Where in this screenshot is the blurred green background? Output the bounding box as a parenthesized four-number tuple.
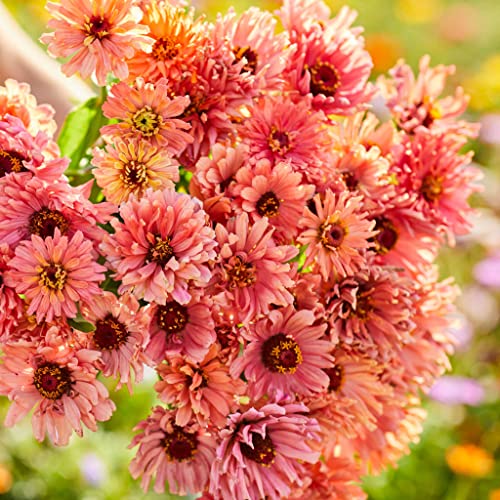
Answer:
(1, 0, 500, 498)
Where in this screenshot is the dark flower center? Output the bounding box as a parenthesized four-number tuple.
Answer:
(421, 174, 443, 202)
(147, 236, 175, 266)
(267, 127, 291, 154)
(39, 263, 67, 291)
(256, 191, 280, 218)
(226, 255, 256, 288)
(261, 332, 303, 374)
(163, 425, 198, 462)
(93, 314, 129, 351)
(131, 106, 163, 137)
(85, 15, 111, 40)
(29, 207, 69, 238)
(320, 219, 346, 249)
(121, 160, 148, 187)
(233, 46, 258, 74)
(342, 172, 358, 191)
(354, 287, 373, 320)
(309, 60, 341, 97)
(240, 433, 276, 466)
(0, 149, 27, 177)
(33, 363, 72, 400)
(157, 301, 189, 334)
(152, 36, 180, 61)
(373, 217, 398, 254)
(325, 365, 344, 392)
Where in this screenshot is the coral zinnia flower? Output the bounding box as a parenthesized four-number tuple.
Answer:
(146, 292, 215, 364)
(41, 0, 154, 86)
(129, 406, 217, 495)
(231, 306, 333, 399)
(155, 344, 245, 428)
(298, 190, 376, 280)
(211, 213, 297, 323)
(91, 136, 179, 205)
(101, 78, 192, 155)
(233, 159, 314, 243)
(101, 189, 216, 305)
(4, 229, 106, 323)
(209, 400, 321, 500)
(81, 292, 151, 391)
(0, 329, 115, 446)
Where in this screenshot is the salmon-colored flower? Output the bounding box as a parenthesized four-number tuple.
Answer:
(41, 0, 154, 85)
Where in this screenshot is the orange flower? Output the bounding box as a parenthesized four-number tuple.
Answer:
(489, 489, 500, 500)
(446, 444, 494, 478)
(0, 464, 12, 494)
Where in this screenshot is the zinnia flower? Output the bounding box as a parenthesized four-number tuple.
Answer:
(41, 0, 154, 85)
(91, 136, 179, 205)
(231, 306, 333, 400)
(209, 400, 321, 500)
(4, 229, 106, 323)
(129, 406, 217, 495)
(101, 188, 217, 305)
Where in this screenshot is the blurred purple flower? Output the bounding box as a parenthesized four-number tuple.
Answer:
(429, 376, 485, 406)
(449, 315, 474, 352)
(474, 253, 500, 289)
(80, 453, 106, 487)
(479, 114, 500, 145)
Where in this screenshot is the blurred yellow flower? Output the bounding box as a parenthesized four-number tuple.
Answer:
(365, 34, 404, 73)
(446, 444, 494, 478)
(0, 464, 13, 494)
(490, 489, 500, 500)
(395, 0, 443, 24)
(464, 54, 500, 112)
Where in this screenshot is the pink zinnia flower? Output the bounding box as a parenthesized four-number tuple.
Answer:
(81, 292, 151, 391)
(377, 55, 479, 138)
(101, 189, 217, 305)
(211, 213, 297, 323)
(0, 79, 56, 137)
(129, 406, 217, 495)
(146, 292, 215, 363)
(155, 344, 245, 428)
(41, 0, 154, 86)
(101, 78, 192, 155)
(298, 190, 376, 280)
(237, 94, 332, 171)
(209, 400, 321, 500)
(233, 159, 314, 243)
(91, 136, 179, 205)
(0, 329, 115, 446)
(231, 307, 332, 399)
(4, 229, 106, 323)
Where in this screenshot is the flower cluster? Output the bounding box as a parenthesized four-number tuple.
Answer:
(0, 0, 481, 498)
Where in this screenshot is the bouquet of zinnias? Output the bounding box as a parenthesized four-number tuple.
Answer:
(0, 0, 481, 498)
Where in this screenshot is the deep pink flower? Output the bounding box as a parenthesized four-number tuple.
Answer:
(4, 230, 106, 323)
(0, 329, 115, 446)
(298, 190, 376, 280)
(129, 406, 217, 495)
(211, 213, 297, 323)
(231, 307, 333, 399)
(101, 189, 217, 305)
(155, 344, 245, 428)
(209, 400, 321, 500)
(101, 78, 192, 155)
(41, 0, 154, 86)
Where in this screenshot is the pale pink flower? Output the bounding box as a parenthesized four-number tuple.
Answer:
(91, 136, 179, 205)
(0, 79, 56, 137)
(278, 0, 332, 36)
(209, 400, 321, 500)
(146, 292, 215, 364)
(155, 344, 245, 428)
(211, 213, 297, 323)
(0, 329, 115, 446)
(41, 0, 154, 86)
(129, 406, 217, 495)
(81, 292, 151, 391)
(101, 78, 192, 155)
(102, 189, 216, 305)
(231, 307, 332, 400)
(4, 230, 106, 323)
(378, 55, 479, 137)
(233, 159, 314, 243)
(298, 190, 376, 280)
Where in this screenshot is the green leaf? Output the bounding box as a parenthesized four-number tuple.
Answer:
(68, 317, 95, 333)
(57, 88, 108, 175)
